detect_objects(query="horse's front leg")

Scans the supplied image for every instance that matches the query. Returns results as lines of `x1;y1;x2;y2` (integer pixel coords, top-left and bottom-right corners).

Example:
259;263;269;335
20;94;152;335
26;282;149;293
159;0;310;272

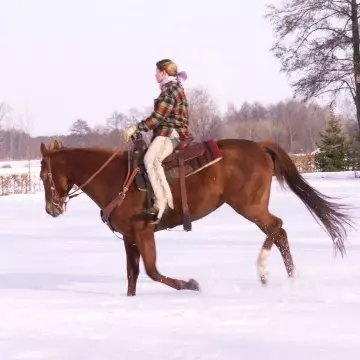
123;236;140;296
134;228;200;293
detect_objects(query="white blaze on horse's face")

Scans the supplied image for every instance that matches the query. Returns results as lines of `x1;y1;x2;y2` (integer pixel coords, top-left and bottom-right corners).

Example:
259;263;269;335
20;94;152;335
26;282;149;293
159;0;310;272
39;141;71;218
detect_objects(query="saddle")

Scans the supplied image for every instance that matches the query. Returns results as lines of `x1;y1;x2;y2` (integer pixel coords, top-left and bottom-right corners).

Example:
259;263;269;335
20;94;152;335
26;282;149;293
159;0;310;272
129;133;222;231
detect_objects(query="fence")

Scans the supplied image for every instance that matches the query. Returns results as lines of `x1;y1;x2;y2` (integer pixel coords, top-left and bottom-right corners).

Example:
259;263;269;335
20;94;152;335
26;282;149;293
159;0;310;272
0;173;43;196
289;154;317;173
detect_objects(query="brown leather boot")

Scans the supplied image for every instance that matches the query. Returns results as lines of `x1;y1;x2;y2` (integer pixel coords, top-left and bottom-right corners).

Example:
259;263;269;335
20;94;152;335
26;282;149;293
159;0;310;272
149;217;160;225
143;207;160;225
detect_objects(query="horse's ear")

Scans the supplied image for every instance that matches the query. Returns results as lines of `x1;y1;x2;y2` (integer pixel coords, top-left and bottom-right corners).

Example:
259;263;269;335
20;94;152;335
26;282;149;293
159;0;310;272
53;139;63;150
40;142;48;157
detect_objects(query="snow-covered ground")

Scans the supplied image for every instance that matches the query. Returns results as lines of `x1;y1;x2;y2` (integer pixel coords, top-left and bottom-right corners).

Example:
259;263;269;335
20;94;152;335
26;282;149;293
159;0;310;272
0;160;41;175
0;177;359;359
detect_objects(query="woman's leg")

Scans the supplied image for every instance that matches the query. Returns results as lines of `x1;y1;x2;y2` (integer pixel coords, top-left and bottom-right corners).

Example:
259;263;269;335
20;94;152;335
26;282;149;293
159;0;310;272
143;136;174;221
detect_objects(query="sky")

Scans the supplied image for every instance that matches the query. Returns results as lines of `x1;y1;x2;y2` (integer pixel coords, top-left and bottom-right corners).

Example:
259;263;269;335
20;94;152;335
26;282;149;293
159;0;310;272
0;0;293;136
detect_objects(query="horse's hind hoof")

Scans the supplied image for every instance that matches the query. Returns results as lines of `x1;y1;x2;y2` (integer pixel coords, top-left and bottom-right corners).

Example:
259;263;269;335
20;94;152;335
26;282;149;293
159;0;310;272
187;278;200;291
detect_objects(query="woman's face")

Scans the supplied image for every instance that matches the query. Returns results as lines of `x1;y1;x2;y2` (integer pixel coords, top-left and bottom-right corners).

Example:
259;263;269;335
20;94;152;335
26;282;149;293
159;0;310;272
155;67;166;83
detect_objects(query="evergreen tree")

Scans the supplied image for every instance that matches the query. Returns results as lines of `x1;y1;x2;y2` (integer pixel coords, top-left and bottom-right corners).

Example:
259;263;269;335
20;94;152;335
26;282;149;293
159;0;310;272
69;119;91;136
348;133;360;170
315;115;350;172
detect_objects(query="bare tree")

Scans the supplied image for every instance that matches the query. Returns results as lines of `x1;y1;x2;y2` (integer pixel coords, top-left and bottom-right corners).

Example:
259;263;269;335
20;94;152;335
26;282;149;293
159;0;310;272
267;100;329;152
302;103;329;151
221;99;329;152
128;108;146;123
0;102;12;158
69;119;91;135
69;119;91;147
187;87;221;141
266;0;360;133
0;102;12;125
106;111;129;132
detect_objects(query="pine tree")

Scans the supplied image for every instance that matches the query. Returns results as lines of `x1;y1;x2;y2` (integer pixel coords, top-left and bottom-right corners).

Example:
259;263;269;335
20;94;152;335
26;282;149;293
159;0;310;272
315;115;350;172
348;133;360;170
69;119;91;136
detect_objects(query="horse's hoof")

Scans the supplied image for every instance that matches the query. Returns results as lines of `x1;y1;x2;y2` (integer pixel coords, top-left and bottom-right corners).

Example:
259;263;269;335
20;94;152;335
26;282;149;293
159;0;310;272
187;278;200;291
259;276;268;286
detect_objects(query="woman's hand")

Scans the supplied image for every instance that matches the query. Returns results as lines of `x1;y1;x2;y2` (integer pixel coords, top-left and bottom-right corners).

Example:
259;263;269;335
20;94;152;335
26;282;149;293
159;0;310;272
123;124;138;143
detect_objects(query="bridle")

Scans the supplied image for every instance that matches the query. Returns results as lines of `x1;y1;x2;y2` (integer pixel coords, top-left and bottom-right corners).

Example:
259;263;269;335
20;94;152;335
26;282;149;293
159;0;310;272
45;156;73;212
44;145;133;213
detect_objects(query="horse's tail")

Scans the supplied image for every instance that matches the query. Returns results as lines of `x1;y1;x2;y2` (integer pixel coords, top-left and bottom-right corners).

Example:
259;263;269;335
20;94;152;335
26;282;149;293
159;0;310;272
260;140;353;256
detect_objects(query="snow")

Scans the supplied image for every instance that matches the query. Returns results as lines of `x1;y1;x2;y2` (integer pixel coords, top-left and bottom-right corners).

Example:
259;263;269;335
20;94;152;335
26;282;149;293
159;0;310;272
0;160;41;196
0;177;360;359
0;160;41;175
301;170;360;179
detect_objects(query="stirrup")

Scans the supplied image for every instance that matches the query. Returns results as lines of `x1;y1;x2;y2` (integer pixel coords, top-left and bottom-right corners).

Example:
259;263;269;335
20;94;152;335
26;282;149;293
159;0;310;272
143;208;160;225
149;217;160;225
143;207;159;216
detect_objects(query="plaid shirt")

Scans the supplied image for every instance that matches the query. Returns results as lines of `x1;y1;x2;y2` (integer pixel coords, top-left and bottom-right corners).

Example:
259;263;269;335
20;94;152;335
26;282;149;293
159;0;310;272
136;80;191;140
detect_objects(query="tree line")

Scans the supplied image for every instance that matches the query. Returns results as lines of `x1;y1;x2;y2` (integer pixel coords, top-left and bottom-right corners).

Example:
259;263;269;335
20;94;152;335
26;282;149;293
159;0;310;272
1;87;359;168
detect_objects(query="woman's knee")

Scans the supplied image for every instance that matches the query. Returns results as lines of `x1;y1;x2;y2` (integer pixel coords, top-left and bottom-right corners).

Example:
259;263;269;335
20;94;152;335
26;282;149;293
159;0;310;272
145;155;164;172
144;137;170;166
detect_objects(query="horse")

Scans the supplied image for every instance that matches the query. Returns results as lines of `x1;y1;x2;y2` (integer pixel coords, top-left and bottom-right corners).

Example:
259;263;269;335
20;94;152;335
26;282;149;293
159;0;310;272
39;137;352;296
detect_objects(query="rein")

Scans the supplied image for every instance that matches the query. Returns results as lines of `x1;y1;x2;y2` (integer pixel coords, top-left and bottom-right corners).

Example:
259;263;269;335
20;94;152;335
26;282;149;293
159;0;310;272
66;146;124;200
46;145;127;211
46;143;142;237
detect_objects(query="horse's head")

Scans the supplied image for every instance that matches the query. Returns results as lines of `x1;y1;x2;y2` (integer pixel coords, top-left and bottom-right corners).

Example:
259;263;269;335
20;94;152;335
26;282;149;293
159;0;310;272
39;139;74;217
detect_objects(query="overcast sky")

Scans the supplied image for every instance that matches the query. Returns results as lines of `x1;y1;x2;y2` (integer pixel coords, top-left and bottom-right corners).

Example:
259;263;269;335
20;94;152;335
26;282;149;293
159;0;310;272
0;0;292;136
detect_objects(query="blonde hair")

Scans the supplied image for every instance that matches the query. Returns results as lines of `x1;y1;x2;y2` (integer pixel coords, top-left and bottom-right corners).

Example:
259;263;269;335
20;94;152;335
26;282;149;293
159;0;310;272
156;59;178;76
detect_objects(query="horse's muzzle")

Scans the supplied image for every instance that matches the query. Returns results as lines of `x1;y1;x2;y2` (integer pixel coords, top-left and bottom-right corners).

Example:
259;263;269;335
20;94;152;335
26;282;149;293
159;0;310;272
45;202;64;218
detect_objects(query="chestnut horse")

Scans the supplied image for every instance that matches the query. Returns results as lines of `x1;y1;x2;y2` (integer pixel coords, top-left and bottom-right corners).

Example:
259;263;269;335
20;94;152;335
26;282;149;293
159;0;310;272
39;138;352;296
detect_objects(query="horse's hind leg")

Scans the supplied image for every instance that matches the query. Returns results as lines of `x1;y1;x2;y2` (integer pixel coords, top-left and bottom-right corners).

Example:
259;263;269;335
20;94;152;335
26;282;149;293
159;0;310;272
228;199;296;284
254;212;296;284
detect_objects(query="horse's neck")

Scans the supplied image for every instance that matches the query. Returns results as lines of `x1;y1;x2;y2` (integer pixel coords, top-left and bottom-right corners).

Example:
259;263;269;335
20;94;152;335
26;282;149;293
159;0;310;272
63;148;127;206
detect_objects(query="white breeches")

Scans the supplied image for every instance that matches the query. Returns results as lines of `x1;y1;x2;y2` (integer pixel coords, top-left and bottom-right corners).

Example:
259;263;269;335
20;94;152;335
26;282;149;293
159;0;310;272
143;135;175;219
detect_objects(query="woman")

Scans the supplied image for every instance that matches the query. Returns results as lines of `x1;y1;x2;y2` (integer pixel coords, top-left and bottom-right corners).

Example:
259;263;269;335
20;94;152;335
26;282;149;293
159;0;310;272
123;59;192;224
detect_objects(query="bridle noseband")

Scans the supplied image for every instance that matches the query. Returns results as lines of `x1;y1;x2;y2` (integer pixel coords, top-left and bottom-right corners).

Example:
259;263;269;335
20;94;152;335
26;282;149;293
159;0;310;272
45;159;69;213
